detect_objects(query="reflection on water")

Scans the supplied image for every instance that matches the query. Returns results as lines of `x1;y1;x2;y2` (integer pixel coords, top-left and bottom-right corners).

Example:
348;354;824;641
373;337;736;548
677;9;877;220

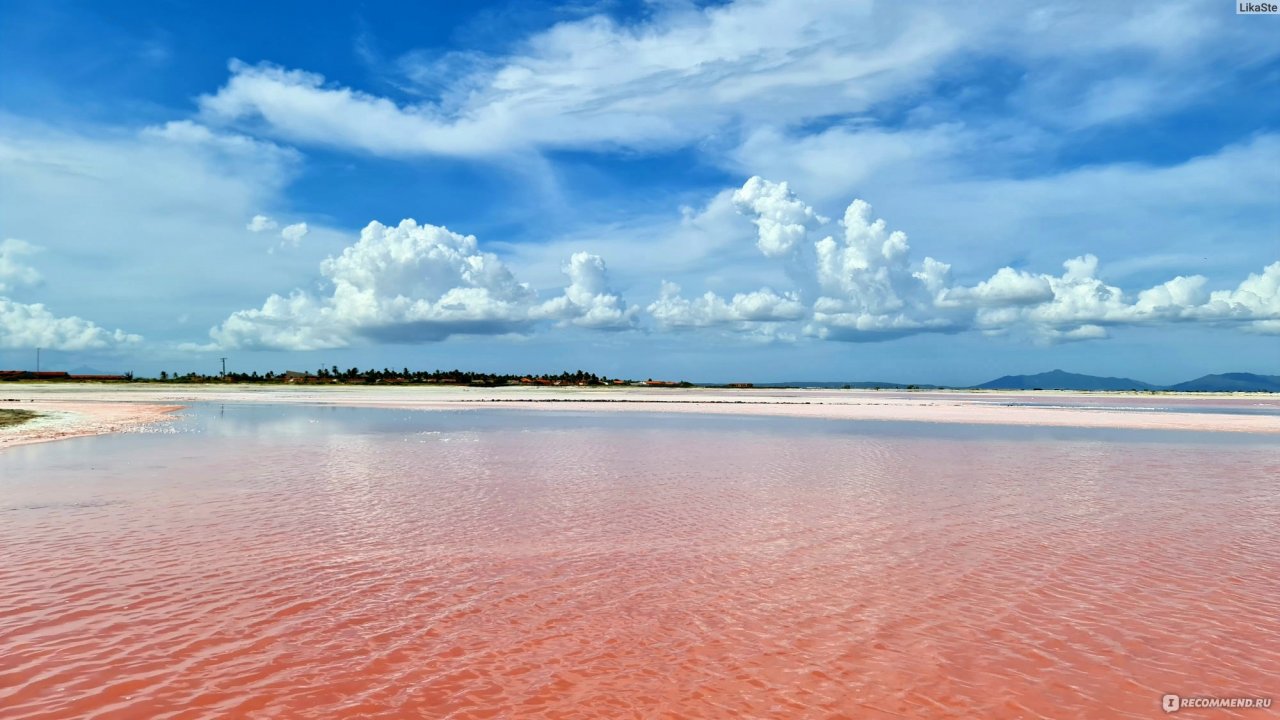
1;405;1277;719
992;401;1280;417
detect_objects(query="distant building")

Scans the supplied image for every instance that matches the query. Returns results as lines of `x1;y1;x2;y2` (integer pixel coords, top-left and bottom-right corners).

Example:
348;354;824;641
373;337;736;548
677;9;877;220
0;370;128;381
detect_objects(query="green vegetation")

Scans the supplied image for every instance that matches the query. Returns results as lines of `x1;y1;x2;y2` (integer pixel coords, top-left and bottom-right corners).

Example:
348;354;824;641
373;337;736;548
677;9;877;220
2;366;710;387
0;408;39;429
151;368;633;387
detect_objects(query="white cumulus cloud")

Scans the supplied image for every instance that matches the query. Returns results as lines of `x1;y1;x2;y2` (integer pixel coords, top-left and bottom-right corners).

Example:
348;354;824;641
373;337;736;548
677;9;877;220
0;238;141;351
0;299;142;351
250;217;309;252
1198;262;1280;334
280;222;308;246
534;252;638;330
1;117;303;349
208;220;635;350
0;238;41;292
246;214;278;232
203;175;1278;351
731;177;827;258
944;267;1054;308
648;282;804;330
653;176;1280;344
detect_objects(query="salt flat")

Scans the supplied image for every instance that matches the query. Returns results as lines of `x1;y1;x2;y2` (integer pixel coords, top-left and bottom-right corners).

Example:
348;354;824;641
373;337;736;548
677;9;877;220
1;383;1277;451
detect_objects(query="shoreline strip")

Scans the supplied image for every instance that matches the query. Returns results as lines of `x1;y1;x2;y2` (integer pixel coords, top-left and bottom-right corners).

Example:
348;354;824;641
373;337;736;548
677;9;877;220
1;385;1277;450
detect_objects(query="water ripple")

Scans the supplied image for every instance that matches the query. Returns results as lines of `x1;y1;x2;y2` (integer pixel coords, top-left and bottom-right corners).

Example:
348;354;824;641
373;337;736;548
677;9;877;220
1;413;1276;719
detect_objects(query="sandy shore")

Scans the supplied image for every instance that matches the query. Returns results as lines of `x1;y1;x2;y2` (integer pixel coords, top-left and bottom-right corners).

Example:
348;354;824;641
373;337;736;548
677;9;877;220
1;383;1277;449
0;399;182;450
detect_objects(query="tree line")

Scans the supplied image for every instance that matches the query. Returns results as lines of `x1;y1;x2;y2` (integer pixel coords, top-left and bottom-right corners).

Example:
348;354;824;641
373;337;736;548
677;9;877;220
154;367;622;386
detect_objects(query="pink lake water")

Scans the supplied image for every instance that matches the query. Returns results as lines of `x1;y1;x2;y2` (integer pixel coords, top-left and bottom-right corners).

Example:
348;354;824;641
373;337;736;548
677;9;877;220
1;405;1277;719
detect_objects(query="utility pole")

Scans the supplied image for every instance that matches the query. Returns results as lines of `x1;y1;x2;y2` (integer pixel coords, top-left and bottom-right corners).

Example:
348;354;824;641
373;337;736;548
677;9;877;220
220;357;227;379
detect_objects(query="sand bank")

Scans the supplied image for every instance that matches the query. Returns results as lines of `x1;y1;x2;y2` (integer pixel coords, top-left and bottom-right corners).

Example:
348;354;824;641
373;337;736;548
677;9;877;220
0;399;182;450
1;383;1276;449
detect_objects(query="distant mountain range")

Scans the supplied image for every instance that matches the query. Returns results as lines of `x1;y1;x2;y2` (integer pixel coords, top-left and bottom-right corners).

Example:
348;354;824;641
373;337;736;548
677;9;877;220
973;370;1153;391
753;371;1280;392
975;370;1280;392
68;365;112;376
974;370;1280;392
1164;373;1280;393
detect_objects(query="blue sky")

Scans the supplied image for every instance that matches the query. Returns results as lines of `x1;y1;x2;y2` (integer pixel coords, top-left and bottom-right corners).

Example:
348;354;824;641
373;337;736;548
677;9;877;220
0;0;1277;384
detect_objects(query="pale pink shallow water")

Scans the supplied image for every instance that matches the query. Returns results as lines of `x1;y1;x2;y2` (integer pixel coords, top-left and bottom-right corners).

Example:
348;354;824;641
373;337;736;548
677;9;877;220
1;406;1277;719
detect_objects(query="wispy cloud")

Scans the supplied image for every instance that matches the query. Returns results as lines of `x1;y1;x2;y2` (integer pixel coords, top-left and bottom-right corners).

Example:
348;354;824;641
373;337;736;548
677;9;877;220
0;242;139;350
0;115;310;345
196;1;1276;160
